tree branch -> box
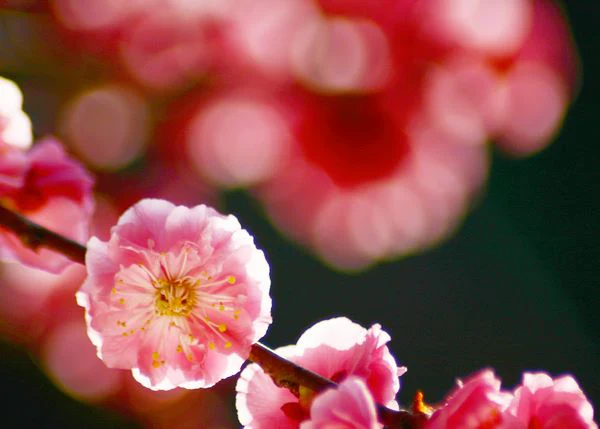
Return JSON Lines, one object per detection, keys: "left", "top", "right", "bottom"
{"left": 0, "top": 204, "right": 87, "bottom": 263}
{"left": 0, "top": 203, "right": 425, "bottom": 429}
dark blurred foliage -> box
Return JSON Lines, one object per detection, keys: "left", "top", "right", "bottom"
{"left": 1, "top": 2, "right": 598, "bottom": 428}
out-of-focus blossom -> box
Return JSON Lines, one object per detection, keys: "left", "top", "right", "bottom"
{"left": 60, "top": 85, "right": 150, "bottom": 171}
{"left": 51, "top": 0, "right": 234, "bottom": 90}
{"left": 229, "top": 0, "right": 576, "bottom": 269}
{"left": 0, "top": 76, "right": 33, "bottom": 150}
{"left": 77, "top": 198, "right": 272, "bottom": 390}
{"left": 47, "top": 0, "right": 578, "bottom": 269}
{"left": 425, "top": 370, "right": 515, "bottom": 429}
{"left": 216, "top": 0, "right": 492, "bottom": 270}
{"left": 256, "top": 110, "right": 488, "bottom": 270}
{"left": 493, "top": 0, "right": 579, "bottom": 155}
{"left": 236, "top": 317, "right": 403, "bottom": 428}
{"left": 507, "top": 372, "right": 598, "bottom": 429}
{"left": 0, "top": 138, "right": 95, "bottom": 273}
{"left": 427, "top": 0, "right": 578, "bottom": 155}
{"left": 300, "top": 377, "right": 382, "bottom": 429}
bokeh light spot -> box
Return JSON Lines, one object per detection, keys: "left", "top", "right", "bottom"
{"left": 60, "top": 85, "right": 149, "bottom": 171}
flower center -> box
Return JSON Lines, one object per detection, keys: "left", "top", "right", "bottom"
{"left": 154, "top": 277, "right": 197, "bottom": 317}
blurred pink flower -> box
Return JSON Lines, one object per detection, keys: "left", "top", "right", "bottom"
{"left": 50, "top": 0, "right": 578, "bottom": 269}
{"left": 426, "top": 370, "right": 515, "bottom": 429}
{"left": 0, "top": 138, "right": 95, "bottom": 273}
{"left": 222, "top": 0, "right": 492, "bottom": 270}
{"left": 243, "top": 0, "right": 575, "bottom": 269}
{"left": 426, "top": 0, "right": 578, "bottom": 155}
{"left": 493, "top": 0, "right": 579, "bottom": 156}
{"left": 236, "top": 317, "right": 403, "bottom": 428}
{"left": 507, "top": 372, "right": 598, "bottom": 429}
{"left": 52, "top": 0, "right": 234, "bottom": 90}
{"left": 77, "top": 198, "right": 272, "bottom": 390}
{"left": 300, "top": 377, "right": 382, "bottom": 429}
{"left": 255, "top": 103, "right": 488, "bottom": 270}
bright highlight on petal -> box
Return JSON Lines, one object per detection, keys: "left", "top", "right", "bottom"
{"left": 0, "top": 76, "right": 33, "bottom": 150}
{"left": 77, "top": 198, "right": 272, "bottom": 390}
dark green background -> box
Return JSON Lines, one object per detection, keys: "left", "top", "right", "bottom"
{"left": 1, "top": 2, "right": 598, "bottom": 428}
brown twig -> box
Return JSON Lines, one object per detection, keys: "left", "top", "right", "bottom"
{"left": 0, "top": 204, "right": 87, "bottom": 263}
{"left": 0, "top": 203, "right": 425, "bottom": 429}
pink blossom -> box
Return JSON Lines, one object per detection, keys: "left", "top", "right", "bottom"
{"left": 507, "top": 372, "right": 598, "bottom": 429}
{"left": 426, "top": 370, "right": 516, "bottom": 429}
{"left": 236, "top": 317, "right": 402, "bottom": 428}
{"left": 0, "top": 138, "right": 95, "bottom": 273}
{"left": 300, "top": 377, "right": 382, "bottom": 429}
{"left": 77, "top": 198, "right": 272, "bottom": 390}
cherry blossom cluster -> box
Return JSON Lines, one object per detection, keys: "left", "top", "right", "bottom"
{"left": 42, "top": 0, "right": 579, "bottom": 270}
{"left": 426, "top": 370, "right": 597, "bottom": 429}
{"left": 0, "top": 3, "right": 596, "bottom": 429}
{"left": 0, "top": 127, "right": 597, "bottom": 428}
{"left": 235, "top": 317, "right": 597, "bottom": 429}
